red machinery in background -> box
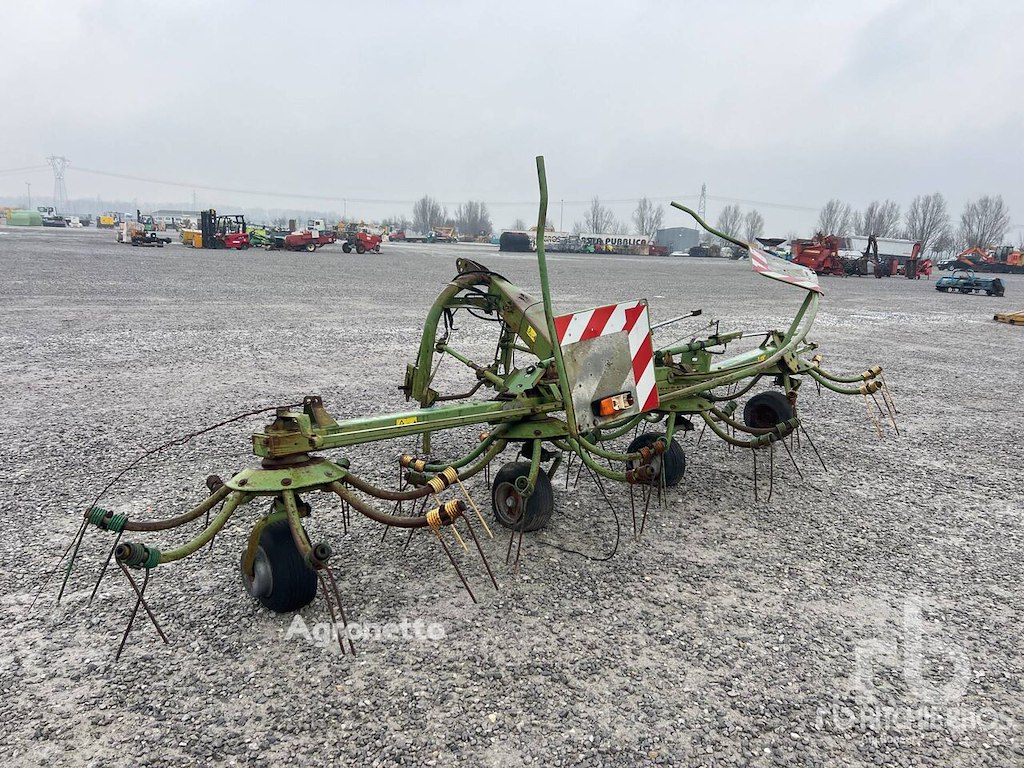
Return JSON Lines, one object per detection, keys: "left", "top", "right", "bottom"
{"left": 790, "top": 234, "right": 846, "bottom": 276}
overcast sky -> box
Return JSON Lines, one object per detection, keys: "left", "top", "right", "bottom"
{"left": 2, "top": 0, "right": 1022, "bottom": 236}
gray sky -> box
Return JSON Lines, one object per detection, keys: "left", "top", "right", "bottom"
{"left": 2, "top": 0, "right": 1022, "bottom": 236}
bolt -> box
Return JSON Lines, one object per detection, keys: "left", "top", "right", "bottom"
{"left": 238, "top": 478, "right": 248, "bottom": 486}
{"left": 533, "top": 430, "right": 541, "bottom": 436}
{"left": 281, "top": 478, "right": 292, "bottom": 486}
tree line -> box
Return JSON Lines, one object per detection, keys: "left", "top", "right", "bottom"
{"left": 382, "top": 197, "right": 494, "bottom": 238}
{"left": 392, "top": 191, "right": 1014, "bottom": 255}
{"left": 814, "top": 193, "right": 1012, "bottom": 254}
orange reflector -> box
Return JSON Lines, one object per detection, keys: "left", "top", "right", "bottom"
{"left": 595, "top": 392, "right": 634, "bottom": 417}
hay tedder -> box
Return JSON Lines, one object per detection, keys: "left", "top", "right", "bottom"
{"left": 53, "top": 158, "right": 897, "bottom": 656}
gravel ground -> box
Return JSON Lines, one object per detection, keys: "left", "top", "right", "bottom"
{"left": 1, "top": 227, "right": 1022, "bottom": 767}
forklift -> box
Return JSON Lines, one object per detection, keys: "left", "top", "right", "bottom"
{"left": 198, "top": 209, "right": 250, "bottom": 250}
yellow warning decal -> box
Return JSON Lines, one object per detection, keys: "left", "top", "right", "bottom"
{"left": 524, "top": 325, "right": 537, "bottom": 342}
{"left": 396, "top": 416, "right": 418, "bottom": 426}
{"left": 757, "top": 354, "right": 767, "bottom": 362}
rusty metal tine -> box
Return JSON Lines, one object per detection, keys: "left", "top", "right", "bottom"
{"left": 56, "top": 518, "right": 90, "bottom": 604}
{"left": 87, "top": 529, "right": 123, "bottom": 605}
{"left": 326, "top": 568, "right": 357, "bottom": 656}
{"left": 115, "top": 569, "right": 143, "bottom": 662}
{"left": 117, "top": 561, "right": 168, "bottom": 643}
{"left": 780, "top": 434, "right": 804, "bottom": 480}
{"left": 435, "top": 531, "right": 476, "bottom": 603}
{"left": 318, "top": 573, "right": 345, "bottom": 656}
{"left": 753, "top": 450, "right": 761, "bottom": 505}
{"left": 32, "top": 523, "right": 85, "bottom": 611}
{"left": 505, "top": 516, "right": 516, "bottom": 565}
{"left": 463, "top": 518, "right": 499, "bottom": 590}
{"left": 629, "top": 485, "right": 638, "bottom": 539}
{"left": 514, "top": 520, "right": 526, "bottom": 572}
{"left": 863, "top": 393, "right": 883, "bottom": 438}
{"left": 800, "top": 425, "right": 827, "bottom": 471}
{"left": 638, "top": 484, "right": 652, "bottom": 539}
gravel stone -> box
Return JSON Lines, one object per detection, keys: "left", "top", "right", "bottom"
{"left": 1, "top": 228, "right": 1021, "bottom": 766}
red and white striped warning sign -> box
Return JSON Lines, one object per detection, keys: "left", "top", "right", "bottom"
{"left": 554, "top": 300, "right": 660, "bottom": 412}
{"left": 749, "top": 246, "right": 823, "bottom": 294}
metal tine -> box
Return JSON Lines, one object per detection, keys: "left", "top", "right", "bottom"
{"left": 115, "top": 562, "right": 168, "bottom": 661}
{"left": 863, "top": 393, "right": 883, "bottom": 438}
{"left": 696, "top": 421, "right": 707, "bottom": 449}
{"left": 871, "top": 391, "right": 899, "bottom": 436}
{"left": 799, "top": 424, "right": 827, "bottom": 471}
{"left": 33, "top": 518, "right": 88, "bottom": 611}
{"left": 435, "top": 529, "right": 477, "bottom": 603}
{"left": 752, "top": 448, "right": 759, "bottom": 502}
{"left": 513, "top": 513, "right": 526, "bottom": 572}
{"left": 317, "top": 573, "right": 345, "bottom": 656}
{"left": 456, "top": 477, "right": 492, "bottom": 538}
{"left": 766, "top": 443, "right": 775, "bottom": 503}
{"left": 504, "top": 514, "right": 517, "bottom": 565}
{"left": 322, "top": 568, "right": 357, "bottom": 656}
{"left": 878, "top": 381, "right": 900, "bottom": 428}
{"left": 638, "top": 480, "right": 654, "bottom": 539}
{"left": 779, "top": 434, "right": 804, "bottom": 480}
{"left": 462, "top": 517, "right": 498, "bottom": 590}
{"left": 56, "top": 518, "right": 91, "bottom": 605}
{"left": 629, "top": 485, "right": 638, "bottom": 539}
{"left": 403, "top": 495, "right": 430, "bottom": 552}
{"left": 87, "top": 529, "right": 124, "bottom": 606}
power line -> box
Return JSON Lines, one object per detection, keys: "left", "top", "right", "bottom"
{"left": 66, "top": 164, "right": 821, "bottom": 214}
{"left": 0, "top": 164, "right": 49, "bottom": 176}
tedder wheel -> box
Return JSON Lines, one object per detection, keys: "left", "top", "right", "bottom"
{"left": 342, "top": 243, "right": 352, "bottom": 253}
{"left": 240, "top": 520, "right": 317, "bottom": 613}
{"left": 743, "top": 390, "right": 794, "bottom": 431}
{"left": 491, "top": 461, "right": 554, "bottom": 532}
{"left": 625, "top": 432, "right": 685, "bottom": 486}
{"left": 356, "top": 243, "right": 366, "bottom": 254}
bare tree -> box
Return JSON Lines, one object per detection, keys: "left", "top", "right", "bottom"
{"left": 632, "top": 197, "right": 664, "bottom": 239}
{"left": 816, "top": 199, "right": 854, "bottom": 235}
{"left": 931, "top": 229, "right": 956, "bottom": 257}
{"left": 959, "top": 195, "right": 1011, "bottom": 248}
{"left": 859, "top": 200, "right": 901, "bottom": 237}
{"left": 715, "top": 204, "right": 743, "bottom": 240}
{"left": 583, "top": 196, "right": 616, "bottom": 234}
{"left": 412, "top": 195, "right": 446, "bottom": 233}
{"left": 382, "top": 214, "right": 411, "bottom": 231}
{"left": 743, "top": 209, "right": 765, "bottom": 241}
{"left": 510, "top": 218, "right": 527, "bottom": 231}
{"left": 904, "top": 193, "right": 951, "bottom": 254}
{"left": 453, "top": 200, "right": 492, "bottom": 238}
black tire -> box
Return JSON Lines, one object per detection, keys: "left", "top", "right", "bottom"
{"left": 342, "top": 243, "right": 352, "bottom": 253}
{"left": 625, "top": 432, "right": 685, "bottom": 487}
{"left": 305, "top": 242, "right": 316, "bottom": 253}
{"left": 491, "top": 461, "right": 554, "bottom": 532}
{"left": 240, "top": 520, "right": 317, "bottom": 613}
{"left": 356, "top": 243, "right": 366, "bottom": 254}
{"left": 743, "top": 390, "right": 794, "bottom": 430}
{"left": 374, "top": 245, "right": 381, "bottom": 253}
